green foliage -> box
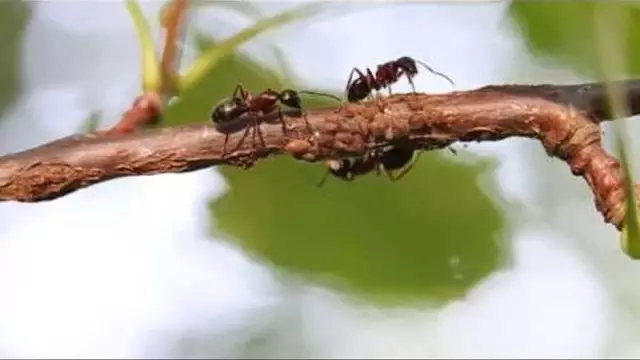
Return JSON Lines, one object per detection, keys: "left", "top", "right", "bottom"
{"left": 167, "top": 5, "right": 506, "bottom": 304}
{"left": 125, "top": 0, "right": 162, "bottom": 93}
{"left": 509, "top": 2, "right": 640, "bottom": 257}
{"left": 179, "top": 2, "right": 327, "bottom": 92}
{"left": 188, "top": 0, "right": 265, "bottom": 21}
{"left": 79, "top": 110, "right": 103, "bottom": 133}
{"left": 0, "top": 0, "right": 31, "bottom": 117}
{"left": 508, "top": 2, "right": 640, "bottom": 78}
{"left": 213, "top": 152, "right": 504, "bottom": 304}
{"left": 617, "top": 127, "right": 640, "bottom": 258}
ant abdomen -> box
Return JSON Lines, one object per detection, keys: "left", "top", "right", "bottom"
{"left": 211, "top": 97, "right": 250, "bottom": 132}
{"left": 379, "top": 146, "right": 415, "bottom": 171}
{"left": 346, "top": 79, "right": 370, "bottom": 103}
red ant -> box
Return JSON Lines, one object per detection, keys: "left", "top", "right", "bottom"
{"left": 323, "top": 56, "right": 455, "bottom": 184}
{"left": 211, "top": 84, "right": 341, "bottom": 154}
{"left": 317, "top": 145, "right": 423, "bottom": 186}
{"left": 345, "top": 56, "right": 455, "bottom": 103}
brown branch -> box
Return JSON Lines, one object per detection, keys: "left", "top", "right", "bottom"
{"left": 1, "top": 81, "right": 640, "bottom": 231}
{"left": 477, "top": 78, "right": 640, "bottom": 122}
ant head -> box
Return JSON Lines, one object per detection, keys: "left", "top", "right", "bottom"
{"left": 279, "top": 89, "right": 302, "bottom": 109}
{"left": 398, "top": 56, "right": 455, "bottom": 87}
{"left": 396, "top": 56, "right": 418, "bottom": 76}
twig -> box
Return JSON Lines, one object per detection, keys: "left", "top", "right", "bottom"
{"left": 0, "top": 81, "right": 639, "bottom": 231}
{"left": 160, "top": 0, "right": 189, "bottom": 97}
{"left": 105, "top": 92, "right": 163, "bottom": 134}
{"left": 107, "top": 0, "right": 190, "bottom": 135}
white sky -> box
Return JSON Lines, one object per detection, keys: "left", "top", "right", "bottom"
{"left": 0, "top": 1, "right": 634, "bottom": 358}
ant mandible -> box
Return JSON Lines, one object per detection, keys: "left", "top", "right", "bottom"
{"left": 317, "top": 145, "right": 422, "bottom": 187}
{"left": 211, "top": 84, "right": 341, "bottom": 154}
{"left": 345, "top": 56, "right": 455, "bottom": 103}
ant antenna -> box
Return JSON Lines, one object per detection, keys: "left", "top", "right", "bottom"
{"left": 299, "top": 90, "right": 343, "bottom": 103}
{"left": 316, "top": 168, "right": 332, "bottom": 188}
{"left": 414, "top": 59, "right": 456, "bottom": 87}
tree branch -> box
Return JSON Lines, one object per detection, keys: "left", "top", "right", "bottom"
{"left": 1, "top": 80, "right": 640, "bottom": 231}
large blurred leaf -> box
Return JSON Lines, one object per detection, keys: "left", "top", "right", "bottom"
{"left": 509, "top": 2, "right": 640, "bottom": 78}
{"left": 174, "top": 21, "right": 505, "bottom": 304}
{"left": 213, "top": 152, "right": 504, "bottom": 304}
{"left": 0, "top": 0, "right": 31, "bottom": 118}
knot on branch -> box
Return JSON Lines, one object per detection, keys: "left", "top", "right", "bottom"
{"left": 107, "top": 92, "right": 164, "bottom": 135}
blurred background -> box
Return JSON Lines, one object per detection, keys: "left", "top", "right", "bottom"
{"left": 1, "top": 1, "right": 640, "bottom": 358}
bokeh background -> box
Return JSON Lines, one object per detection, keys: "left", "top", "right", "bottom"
{"left": 1, "top": 1, "right": 640, "bottom": 358}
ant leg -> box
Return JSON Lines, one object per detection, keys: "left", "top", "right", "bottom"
{"left": 448, "top": 146, "right": 458, "bottom": 155}
{"left": 277, "top": 107, "right": 290, "bottom": 136}
{"left": 375, "top": 163, "right": 384, "bottom": 177}
{"left": 345, "top": 68, "right": 358, "bottom": 97}
{"left": 232, "top": 124, "right": 253, "bottom": 153}
{"left": 372, "top": 91, "right": 387, "bottom": 111}
{"left": 407, "top": 76, "right": 417, "bottom": 96}
{"left": 301, "top": 110, "right": 314, "bottom": 135}
{"left": 251, "top": 124, "right": 257, "bottom": 147}
{"left": 387, "top": 150, "right": 423, "bottom": 181}
{"left": 222, "top": 134, "right": 229, "bottom": 158}
{"left": 316, "top": 169, "right": 332, "bottom": 188}
{"left": 374, "top": 97, "right": 385, "bottom": 112}
{"left": 254, "top": 120, "right": 266, "bottom": 149}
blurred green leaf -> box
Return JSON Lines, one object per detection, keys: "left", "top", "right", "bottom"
{"left": 0, "top": 0, "right": 30, "bottom": 117}
{"left": 79, "top": 110, "right": 102, "bottom": 133}
{"left": 173, "top": 11, "right": 506, "bottom": 304}
{"left": 125, "top": 0, "right": 162, "bottom": 92}
{"left": 190, "top": 0, "right": 265, "bottom": 21}
{"left": 508, "top": 2, "right": 640, "bottom": 78}
{"left": 616, "top": 127, "right": 640, "bottom": 258}
{"left": 213, "top": 151, "right": 504, "bottom": 304}
{"left": 270, "top": 44, "right": 299, "bottom": 86}
{"left": 179, "top": 2, "right": 327, "bottom": 91}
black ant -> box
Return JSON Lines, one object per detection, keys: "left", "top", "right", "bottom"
{"left": 317, "top": 145, "right": 422, "bottom": 186}
{"left": 345, "top": 56, "right": 455, "bottom": 103}
{"left": 211, "top": 84, "right": 341, "bottom": 154}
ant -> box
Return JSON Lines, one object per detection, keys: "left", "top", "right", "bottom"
{"left": 317, "top": 145, "right": 423, "bottom": 186}
{"left": 211, "top": 84, "right": 341, "bottom": 154}
{"left": 345, "top": 56, "right": 455, "bottom": 103}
